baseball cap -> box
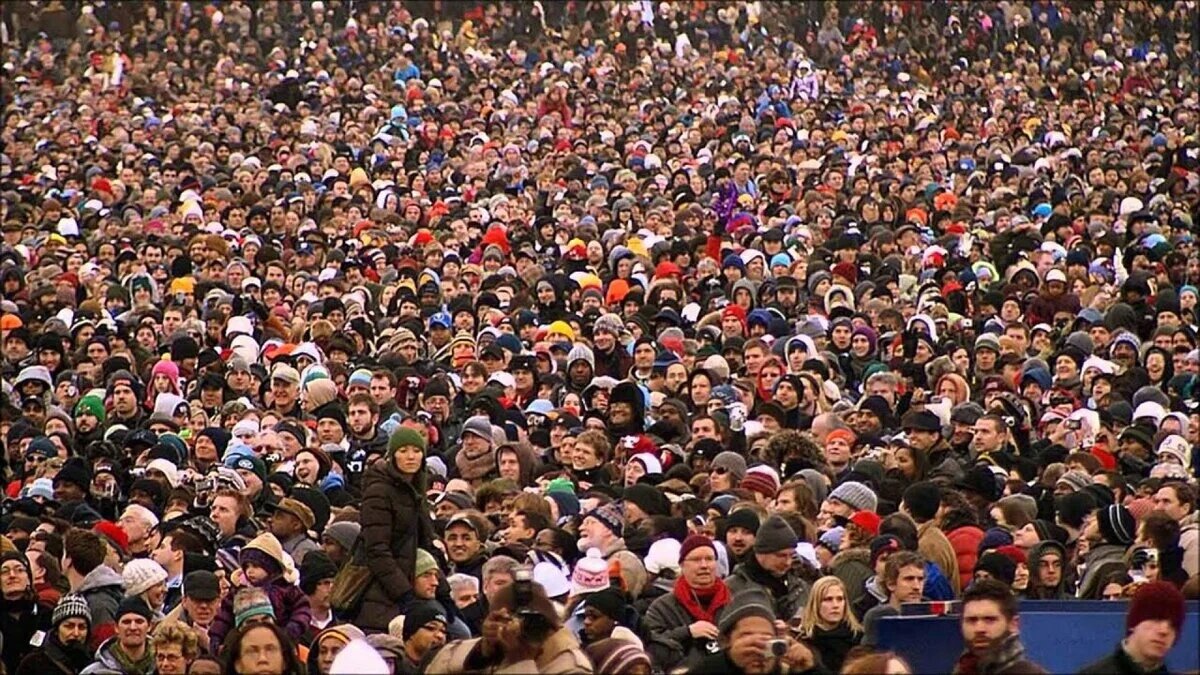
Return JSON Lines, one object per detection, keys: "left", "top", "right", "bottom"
{"left": 183, "top": 570, "right": 221, "bottom": 601}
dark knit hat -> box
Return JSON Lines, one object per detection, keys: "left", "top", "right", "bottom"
{"left": 402, "top": 601, "right": 448, "bottom": 642}
{"left": 1055, "top": 491, "right": 1096, "bottom": 529}
{"left": 53, "top": 593, "right": 92, "bottom": 626}
{"left": 585, "top": 501, "right": 625, "bottom": 536}
{"left": 679, "top": 534, "right": 716, "bottom": 562}
{"left": 1097, "top": 504, "right": 1136, "bottom": 546}
{"left": 718, "top": 588, "right": 776, "bottom": 635}
{"left": 299, "top": 551, "right": 338, "bottom": 595}
{"left": 870, "top": 535, "right": 903, "bottom": 567}
{"left": 585, "top": 586, "right": 627, "bottom": 621}
{"left": 116, "top": 596, "right": 154, "bottom": 622}
{"left": 902, "top": 481, "right": 941, "bottom": 522}
{"left": 975, "top": 551, "right": 1017, "bottom": 586}
{"left": 978, "top": 527, "right": 1014, "bottom": 554}
{"left": 753, "top": 514, "right": 798, "bottom": 553}
{"left": 585, "top": 638, "right": 652, "bottom": 675}
{"left": 53, "top": 457, "right": 92, "bottom": 491}
{"left": 726, "top": 508, "right": 761, "bottom": 533}
{"left": 1127, "top": 581, "right": 1186, "bottom": 633}
{"left": 623, "top": 484, "right": 670, "bottom": 518}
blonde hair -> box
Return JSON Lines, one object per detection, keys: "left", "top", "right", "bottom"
{"left": 798, "top": 576, "right": 863, "bottom": 638}
{"left": 153, "top": 621, "right": 201, "bottom": 660}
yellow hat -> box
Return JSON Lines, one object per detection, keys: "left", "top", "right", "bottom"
{"left": 169, "top": 277, "right": 196, "bottom": 295}
{"left": 626, "top": 237, "right": 647, "bottom": 259}
{"left": 547, "top": 320, "right": 575, "bottom": 342}
{"left": 349, "top": 167, "right": 370, "bottom": 188}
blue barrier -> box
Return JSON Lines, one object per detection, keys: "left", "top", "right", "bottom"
{"left": 878, "top": 605, "right": 1200, "bottom": 673}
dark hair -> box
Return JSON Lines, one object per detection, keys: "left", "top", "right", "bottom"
{"left": 64, "top": 529, "right": 106, "bottom": 576}
{"left": 347, "top": 392, "right": 379, "bottom": 416}
{"left": 1141, "top": 510, "right": 1181, "bottom": 549}
{"left": 220, "top": 622, "right": 301, "bottom": 675}
{"left": 516, "top": 510, "right": 551, "bottom": 533}
{"left": 1160, "top": 482, "right": 1195, "bottom": 512}
{"left": 883, "top": 551, "right": 925, "bottom": 587}
{"left": 961, "top": 578, "right": 1018, "bottom": 619}
{"left": 879, "top": 513, "right": 919, "bottom": 552}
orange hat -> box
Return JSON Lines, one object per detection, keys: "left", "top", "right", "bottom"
{"left": 606, "top": 279, "right": 631, "bottom": 306}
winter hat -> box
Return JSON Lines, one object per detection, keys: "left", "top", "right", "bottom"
{"left": 849, "top": 511, "right": 882, "bottom": 536}
{"left": 299, "top": 551, "right": 339, "bottom": 595}
{"left": 628, "top": 453, "right": 662, "bottom": 476}
{"left": 585, "top": 586, "right": 627, "bottom": 622}
{"left": 53, "top": 593, "right": 92, "bottom": 626}
{"left": 623, "top": 484, "right": 670, "bottom": 517}
{"left": 585, "top": 638, "right": 652, "bottom": 675}
{"left": 978, "top": 527, "right": 1014, "bottom": 554}
{"left": 1055, "top": 491, "right": 1096, "bottom": 529}
{"left": 388, "top": 427, "right": 427, "bottom": 457}
{"left": 829, "top": 480, "right": 878, "bottom": 512}
{"left": 753, "top": 514, "right": 799, "bottom": 553}
{"left": 726, "top": 508, "right": 761, "bottom": 534}
{"left": 679, "top": 534, "right": 717, "bottom": 563}
{"left": 718, "top": 588, "right": 776, "bottom": 636}
{"left": 1126, "top": 581, "right": 1186, "bottom": 633}
{"left": 401, "top": 602, "right": 448, "bottom": 642}
{"left": 975, "top": 551, "right": 1017, "bottom": 586}
{"left": 241, "top": 533, "right": 287, "bottom": 577}
{"left": 1055, "top": 470, "right": 1092, "bottom": 493}
{"left": 324, "top": 522, "right": 361, "bottom": 552}
{"left": 998, "top": 494, "right": 1038, "bottom": 523}
{"left": 870, "top": 535, "right": 903, "bottom": 567}
{"left": 740, "top": 465, "right": 781, "bottom": 500}
{"left": 330, "top": 639, "right": 391, "bottom": 675}
{"left": 710, "top": 451, "right": 747, "bottom": 485}
{"left": 233, "top": 587, "right": 276, "bottom": 628}
{"left": 818, "top": 527, "right": 845, "bottom": 552}
{"left": 644, "top": 538, "right": 682, "bottom": 575}
{"left": 902, "top": 481, "right": 941, "bottom": 522}
{"left": 570, "top": 548, "right": 610, "bottom": 596}
{"left": 414, "top": 549, "right": 439, "bottom": 578}
{"left": 533, "top": 561, "right": 571, "bottom": 598}
{"left": 585, "top": 502, "right": 625, "bottom": 536}
{"left": 122, "top": 558, "right": 168, "bottom": 597}
{"left": 115, "top": 596, "right": 154, "bottom": 623}
{"left": 1097, "top": 504, "right": 1136, "bottom": 546}
{"left": 75, "top": 394, "right": 106, "bottom": 422}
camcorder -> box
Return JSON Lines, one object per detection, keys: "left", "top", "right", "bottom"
{"left": 512, "top": 568, "right": 553, "bottom": 641}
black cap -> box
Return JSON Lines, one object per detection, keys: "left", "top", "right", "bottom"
{"left": 183, "top": 570, "right": 220, "bottom": 601}
{"left": 900, "top": 410, "right": 942, "bottom": 433}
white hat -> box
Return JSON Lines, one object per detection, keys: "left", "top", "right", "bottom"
{"left": 1133, "top": 401, "right": 1166, "bottom": 426}
{"left": 488, "top": 371, "right": 515, "bottom": 389}
{"left": 644, "top": 538, "right": 681, "bottom": 575}
{"left": 122, "top": 558, "right": 168, "bottom": 598}
{"left": 532, "top": 561, "right": 570, "bottom": 598}
{"left": 146, "top": 458, "right": 180, "bottom": 488}
{"left": 1045, "top": 269, "right": 1067, "bottom": 284}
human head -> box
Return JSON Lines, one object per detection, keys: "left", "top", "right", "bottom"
{"left": 960, "top": 579, "right": 1019, "bottom": 656}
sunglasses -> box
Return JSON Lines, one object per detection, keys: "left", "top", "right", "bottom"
{"left": 711, "top": 467, "right": 728, "bottom": 476}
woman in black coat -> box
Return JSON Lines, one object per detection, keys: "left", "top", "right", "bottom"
{"left": 351, "top": 427, "right": 435, "bottom": 633}
{"left": 797, "top": 576, "right": 863, "bottom": 673}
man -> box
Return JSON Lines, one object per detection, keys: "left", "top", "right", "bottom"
{"left": 824, "top": 428, "right": 856, "bottom": 478}
{"left": 723, "top": 509, "right": 759, "bottom": 564}
{"left": 579, "top": 587, "right": 626, "bottom": 646}
{"left": 163, "top": 570, "right": 222, "bottom": 655}
{"left": 398, "top": 601, "right": 448, "bottom": 675}
{"left": 953, "top": 579, "right": 1045, "bottom": 674}
{"left": 971, "top": 414, "right": 1011, "bottom": 460}
{"left": 502, "top": 510, "right": 549, "bottom": 548}
{"left": 0, "top": 551, "right": 53, "bottom": 673}
{"left": 692, "top": 588, "right": 818, "bottom": 675}
{"left": 63, "top": 529, "right": 123, "bottom": 648}
{"left": 726, "top": 515, "right": 810, "bottom": 621}
{"left": 268, "top": 364, "right": 303, "bottom": 418}
{"left": 412, "top": 549, "right": 441, "bottom": 604}
{"left": 299, "top": 551, "right": 339, "bottom": 644}
{"left": 86, "top": 597, "right": 155, "bottom": 675}
{"left": 444, "top": 514, "right": 487, "bottom": 582}
{"left": 862, "top": 551, "right": 925, "bottom": 646}
{"left": 1153, "top": 482, "right": 1197, "bottom": 577}
{"left": 118, "top": 504, "right": 160, "bottom": 558}
{"left": 270, "top": 497, "right": 320, "bottom": 565}
{"left": 902, "top": 482, "right": 961, "bottom": 594}
{"left": 16, "top": 594, "right": 94, "bottom": 675}
{"left": 576, "top": 502, "right": 647, "bottom": 598}
{"left": 1081, "top": 581, "right": 1187, "bottom": 674}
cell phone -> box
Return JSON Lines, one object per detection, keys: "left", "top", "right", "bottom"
{"left": 1065, "top": 419, "right": 1082, "bottom": 430}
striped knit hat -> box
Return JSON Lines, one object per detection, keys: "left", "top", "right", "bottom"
{"left": 1098, "top": 504, "right": 1136, "bottom": 546}
{"left": 53, "top": 594, "right": 92, "bottom": 627}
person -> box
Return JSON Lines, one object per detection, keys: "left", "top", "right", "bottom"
{"left": 576, "top": 502, "right": 647, "bottom": 599}
{"left": 424, "top": 581, "right": 592, "bottom": 674}
{"left": 641, "top": 535, "right": 732, "bottom": 672}
{"left": 953, "top": 579, "right": 1046, "bottom": 674}
{"left": 691, "top": 588, "right": 822, "bottom": 674}
{"left": 220, "top": 622, "right": 304, "bottom": 675}
{"left": 354, "top": 428, "right": 435, "bottom": 633}
{"left": 306, "top": 624, "right": 366, "bottom": 675}
{"left": 62, "top": 528, "right": 123, "bottom": 648}
{"left": 163, "top": 570, "right": 222, "bottom": 655}
{"left": 397, "top": 601, "right": 448, "bottom": 674}
{"left": 1080, "top": 581, "right": 1187, "bottom": 674}
{"left": 151, "top": 621, "right": 201, "bottom": 675}
{"left": 797, "top": 576, "right": 862, "bottom": 673}
{"left": 15, "top": 594, "right": 94, "bottom": 675}
{"left": 83, "top": 597, "right": 156, "bottom": 675}
{"left": 841, "top": 651, "right": 915, "bottom": 674}
{"left": 863, "top": 551, "right": 926, "bottom": 647}
{"left": 0, "top": 551, "right": 54, "bottom": 673}
{"left": 727, "top": 515, "right": 811, "bottom": 621}
{"left": 209, "top": 533, "right": 311, "bottom": 649}
{"left": 122, "top": 558, "right": 169, "bottom": 621}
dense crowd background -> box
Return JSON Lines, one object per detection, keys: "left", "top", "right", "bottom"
{"left": 1, "top": 1, "right": 1198, "bottom": 674}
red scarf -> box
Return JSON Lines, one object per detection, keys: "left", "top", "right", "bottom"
{"left": 673, "top": 576, "right": 732, "bottom": 624}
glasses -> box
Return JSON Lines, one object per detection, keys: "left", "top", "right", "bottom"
{"left": 0, "top": 565, "right": 26, "bottom": 576}
{"left": 711, "top": 467, "right": 728, "bottom": 476}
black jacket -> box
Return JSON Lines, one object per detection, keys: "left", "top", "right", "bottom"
{"left": 1079, "top": 644, "right": 1171, "bottom": 675}
{"left": 1, "top": 596, "right": 53, "bottom": 673}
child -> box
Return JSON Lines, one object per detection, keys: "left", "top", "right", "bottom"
{"left": 208, "top": 532, "right": 311, "bottom": 649}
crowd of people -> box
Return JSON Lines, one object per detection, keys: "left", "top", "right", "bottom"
{"left": 1, "top": 0, "right": 1198, "bottom": 673}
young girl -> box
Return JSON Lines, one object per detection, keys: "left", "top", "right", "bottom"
{"left": 207, "top": 532, "right": 311, "bottom": 650}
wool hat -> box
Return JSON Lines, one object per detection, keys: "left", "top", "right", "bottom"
{"left": 388, "top": 427, "right": 427, "bottom": 456}
{"left": 644, "top": 538, "right": 682, "bottom": 575}
{"left": 849, "top": 510, "right": 882, "bottom": 536}
{"left": 459, "top": 415, "right": 494, "bottom": 444}
{"left": 1055, "top": 491, "right": 1096, "bottom": 529}
{"left": 116, "top": 596, "right": 154, "bottom": 622}
{"left": 753, "top": 514, "right": 799, "bottom": 553}
{"left": 1055, "top": 470, "right": 1092, "bottom": 493}
{"left": 998, "top": 494, "right": 1038, "bottom": 523}
{"left": 829, "top": 480, "right": 878, "bottom": 512}
{"left": 870, "top": 535, "right": 903, "bottom": 567}
{"left": 75, "top": 394, "right": 106, "bottom": 422}
{"left": 902, "top": 481, "right": 941, "bottom": 522}
{"left": 415, "top": 549, "right": 439, "bottom": 578}
{"left": 53, "top": 593, "right": 92, "bottom": 626}
{"left": 740, "top": 465, "right": 781, "bottom": 500}
{"left": 679, "top": 534, "right": 717, "bottom": 563}
{"left": 710, "top": 451, "right": 748, "bottom": 485}
{"left": 402, "top": 601, "right": 448, "bottom": 642}
{"left": 571, "top": 548, "right": 610, "bottom": 597}
{"left": 585, "top": 502, "right": 625, "bottom": 536}
{"left": 718, "top": 588, "right": 776, "bottom": 636}
{"left": 533, "top": 561, "right": 571, "bottom": 598}
{"left": 315, "top": 624, "right": 368, "bottom": 652}
{"left": 726, "top": 508, "right": 761, "bottom": 534}
{"left": 623, "top": 484, "right": 670, "bottom": 517}
{"left": 1097, "top": 504, "right": 1136, "bottom": 546}
{"left": 122, "top": 558, "right": 168, "bottom": 597}
{"left": 585, "top": 638, "right": 652, "bottom": 675}
{"left": 975, "top": 551, "right": 1017, "bottom": 586}
{"left": 323, "top": 522, "right": 361, "bottom": 552}
{"left": 1127, "top": 581, "right": 1186, "bottom": 633}
{"left": 233, "top": 587, "right": 276, "bottom": 628}
{"left": 978, "top": 527, "right": 1014, "bottom": 554}
{"left": 299, "top": 551, "right": 339, "bottom": 595}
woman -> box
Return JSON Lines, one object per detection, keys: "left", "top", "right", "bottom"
{"left": 221, "top": 622, "right": 303, "bottom": 675}
{"left": 641, "top": 535, "right": 731, "bottom": 673}
{"left": 122, "top": 559, "right": 169, "bottom": 621}
{"left": 353, "top": 428, "right": 435, "bottom": 633}
{"left": 798, "top": 576, "right": 863, "bottom": 673}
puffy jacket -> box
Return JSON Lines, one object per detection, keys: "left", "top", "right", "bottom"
{"left": 76, "top": 565, "right": 124, "bottom": 649}
{"left": 946, "top": 523, "right": 985, "bottom": 590}
{"left": 210, "top": 577, "right": 311, "bottom": 649}
{"left": 828, "top": 547, "right": 872, "bottom": 608}
{"left": 0, "top": 595, "right": 53, "bottom": 673}
{"left": 1077, "top": 543, "right": 1128, "bottom": 599}
{"left": 424, "top": 627, "right": 593, "bottom": 674}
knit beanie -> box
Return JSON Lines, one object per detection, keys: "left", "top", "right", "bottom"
{"left": 402, "top": 601, "right": 448, "bottom": 642}
{"left": 829, "top": 480, "right": 878, "bottom": 513}
{"left": 75, "top": 394, "right": 106, "bottom": 422}
{"left": 585, "top": 638, "right": 652, "bottom": 675}
{"left": 585, "top": 586, "right": 627, "bottom": 621}
{"left": 388, "top": 427, "right": 427, "bottom": 457}
{"left": 324, "top": 522, "right": 361, "bottom": 552}
{"left": 726, "top": 508, "right": 761, "bottom": 534}
{"left": 299, "top": 551, "right": 339, "bottom": 595}
{"left": 570, "top": 548, "right": 610, "bottom": 597}
{"left": 116, "top": 596, "right": 154, "bottom": 623}
{"left": 585, "top": 502, "right": 625, "bottom": 536}
{"left": 678, "top": 534, "right": 717, "bottom": 563}
{"left": 414, "top": 549, "right": 439, "bottom": 578}
{"left": 623, "top": 484, "right": 670, "bottom": 518}
{"left": 1097, "top": 504, "right": 1136, "bottom": 546}
{"left": 902, "top": 481, "right": 941, "bottom": 522}
{"left": 710, "top": 451, "right": 747, "bottom": 485}
{"left": 997, "top": 494, "right": 1038, "bottom": 523}
{"left": 1055, "top": 470, "right": 1092, "bottom": 493}
{"left": 753, "top": 514, "right": 799, "bottom": 553}
{"left": 975, "top": 551, "right": 1017, "bottom": 586}
{"left": 870, "top": 535, "right": 903, "bottom": 567}
{"left": 233, "top": 587, "right": 275, "bottom": 628}
{"left": 122, "top": 558, "right": 168, "bottom": 597}
{"left": 849, "top": 511, "right": 882, "bottom": 536}
{"left": 1055, "top": 491, "right": 1096, "bottom": 530}
{"left": 644, "top": 538, "right": 681, "bottom": 575}
{"left": 53, "top": 593, "right": 92, "bottom": 626}
{"left": 1127, "top": 581, "right": 1186, "bottom": 633}
{"left": 978, "top": 527, "right": 1014, "bottom": 554}
{"left": 739, "top": 465, "right": 781, "bottom": 500}
{"left": 718, "top": 588, "right": 776, "bottom": 636}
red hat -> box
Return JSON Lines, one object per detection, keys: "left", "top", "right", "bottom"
{"left": 93, "top": 520, "right": 129, "bottom": 556}
{"left": 654, "top": 261, "right": 682, "bottom": 279}
{"left": 92, "top": 177, "right": 113, "bottom": 195}
{"left": 994, "top": 544, "right": 1027, "bottom": 566}
{"left": 831, "top": 262, "right": 858, "bottom": 283}
{"left": 826, "top": 428, "right": 857, "bottom": 447}
{"left": 678, "top": 534, "right": 716, "bottom": 563}
{"left": 722, "top": 304, "right": 747, "bottom": 327}
{"left": 849, "top": 511, "right": 881, "bottom": 536}
{"left": 740, "top": 470, "right": 780, "bottom": 500}
{"left": 1127, "top": 581, "right": 1185, "bottom": 633}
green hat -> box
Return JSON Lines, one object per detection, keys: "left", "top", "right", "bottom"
{"left": 388, "top": 427, "right": 427, "bottom": 456}
{"left": 414, "top": 549, "right": 438, "bottom": 578}
{"left": 546, "top": 477, "right": 575, "bottom": 496}
{"left": 75, "top": 394, "right": 106, "bottom": 423}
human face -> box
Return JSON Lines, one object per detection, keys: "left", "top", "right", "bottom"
{"left": 727, "top": 615, "right": 776, "bottom": 674}
{"left": 497, "top": 450, "right": 521, "bottom": 481}
{"left": 692, "top": 418, "right": 718, "bottom": 442}
{"left": 818, "top": 584, "right": 847, "bottom": 627}
{"left": 755, "top": 548, "right": 793, "bottom": 576}
{"left": 1126, "top": 617, "right": 1177, "bottom": 664}
{"left": 681, "top": 545, "right": 717, "bottom": 588}
{"left": 726, "top": 526, "right": 756, "bottom": 557}
{"left": 825, "top": 437, "right": 851, "bottom": 467}
{"left": 961, "top": 599, "right": 1015, "bottom": 655}
{"left": 1153, "top": 487, "right": 1189, "bottom": 521}
{"left": 890, "top": 565, "right": 925, "bottom": 603}
{"left": 235, "top": 626, "right": 285, "bottom": 675}
{"left": 582, "top": 605, "right": 616, "bottom": 642}
{"left": 393, "top": 444, "right": 423, "bottom": 474}
{"left": 1013, "top": 523, "right": 1040, "bottom": 549}
{"left": 970, "top": 420, "right": 1004, "bottom": 454}
{"left": 453, "top": 583, "right": 479, "bottom": 609}
{"left": 318, "top": 634, "right": 348, "bottom": 674}
{"left": 58, "top": 616, "right": 89, "bottom": 645}
{"left": 445, "top": 524, "right": 481, "bottom": 563}
{"left": 1037, "top": 552, "right": 1062, "bottom": 588}
{"left": 183, "top": 594, "right": 220, "bottom": 625}
{"left": 709, "top": 465, "right": 733, "bottom": 492}
{"left": 409, "top": 621, "right": 447, "bottom": 659}
{"left": 0, "top": 558, "right": 29, "bottom": 597}
{"left": 117, "top": 613, "right": 150, "bottom": 650}
{"left": 572, "top": 442, "right": 601, "bottom": 470}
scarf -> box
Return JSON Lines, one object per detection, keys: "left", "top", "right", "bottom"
{"left": 455, "top": 444, "right": 495, "bottom": 481}
{"left": 111, "top": 642, "right": 156, "bottom": 675}
{"left": 673, "top": 576, "right": 731, "bottom": 624}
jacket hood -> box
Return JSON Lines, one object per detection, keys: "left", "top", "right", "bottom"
{"left": 77, "top": 565, "right": 124, "bottom": 594}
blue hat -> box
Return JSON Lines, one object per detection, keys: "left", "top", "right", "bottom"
{"left": 722, "top": 254, "right": 745, "bottom": 271}
{"left": 652, "top": 350, "right": 680, "bottom": 369}
{"left": 428, "top": 312, "right": 452, "bottom": 329}
{"left": 1031, "top": 203, "right": 1052, "bottom": 219}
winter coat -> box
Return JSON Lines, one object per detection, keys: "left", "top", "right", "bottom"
{"left": 1079, "top": 643, "right": 1171, "bottom": 675}
{"left": 280, "top": 532, "right": 320, "bottom": 567}
{"left": 641, "top": 588, "right": 730, "bottom": 672}
{"left": 828, "top": 547, "right": 873, "bottom": 608}
{"left": 210, "top": 577, "right": 311, "bottom": 648}
{"left": 727, "top": 556, "right": 810, "bottom": 621}
{"left": 1, "top": 595, "right": 53, "bottom": 673}
{"left": 80, "top": 637, "right": 155, "bottom": 675}
{"left": 1077, "top": 543, "right": 1128, "bottom": 599}
{"left": 1180, "top": 513, "right": 1198, "bottom": 578}
{"left": 352, "top": 459, "right": 435, "bottom": 632}
{"left": 805, "top": 623, "right": 861, "bottom": 673}
{"left": 946, "top": 522, "right": 985, "bottom": 590}
{"left": 76, "top": 564, "right": 124, "bottom": 648}
{"left": 1024, "top": 541, "right": 1069, "bottom": 599}
{"left": 597, "top": 537, "right": 647, "bottom": 600}
{"left": 951, "top": 633, "right": 1047, "bottom": 674}
{"left": 15, "top": 634, "right": 93, "bottom": 675}
{"left": 424, "top": 626, "right": 593, "bottom": 674}
{"left": 918, "top": 520, "right": 962, "bottom": 594}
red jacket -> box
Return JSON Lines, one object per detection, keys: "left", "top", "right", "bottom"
{"left": 946, "top": 524, "right": 985, "bottom": 590}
